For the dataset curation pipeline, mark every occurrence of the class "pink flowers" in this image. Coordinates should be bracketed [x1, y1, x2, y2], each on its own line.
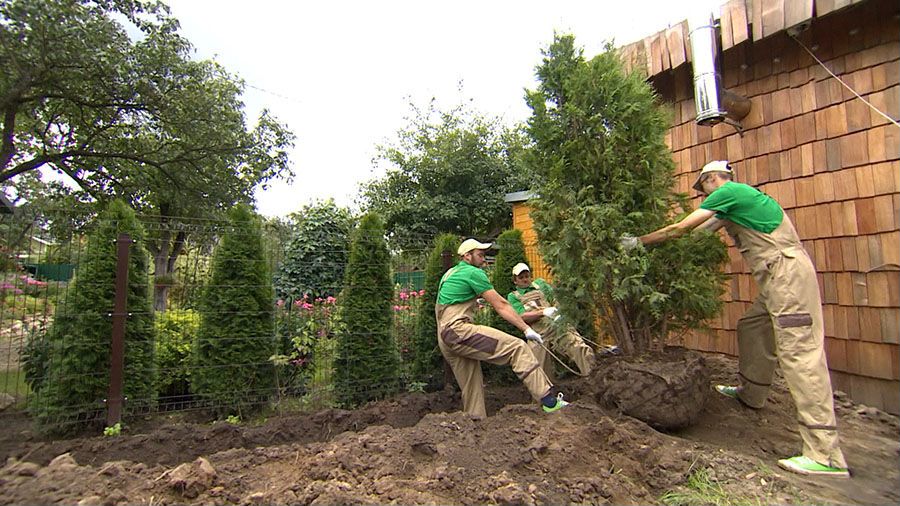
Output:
[21, 275, 47, 287]
[397, 289, 425, 301]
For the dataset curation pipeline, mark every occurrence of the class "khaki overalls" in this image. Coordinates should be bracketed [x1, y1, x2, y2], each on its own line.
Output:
[436, 297, 553, 419]
[725, 214, 847, 468]
[511, 287, 595, 378]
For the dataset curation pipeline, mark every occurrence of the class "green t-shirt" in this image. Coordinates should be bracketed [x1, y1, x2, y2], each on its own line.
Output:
[437, 261, 494, 305]
[507, 278, 554, 314]
[700, 181, 783, 233]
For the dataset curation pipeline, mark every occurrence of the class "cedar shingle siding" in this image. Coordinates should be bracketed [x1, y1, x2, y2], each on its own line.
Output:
[631, 0, 899, 413]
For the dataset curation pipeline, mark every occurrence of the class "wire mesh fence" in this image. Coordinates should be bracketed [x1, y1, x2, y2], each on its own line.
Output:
[0, 208, 445, 432]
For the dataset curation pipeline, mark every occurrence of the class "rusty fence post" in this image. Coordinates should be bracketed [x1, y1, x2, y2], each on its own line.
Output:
[439, 250, 456, 389]
[106, 233, 131, 427]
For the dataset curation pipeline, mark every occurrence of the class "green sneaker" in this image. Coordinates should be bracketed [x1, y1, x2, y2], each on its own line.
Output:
[542, 392, 570, 413]
[714, 384, 740, 399]
[777, 455, 850, 478]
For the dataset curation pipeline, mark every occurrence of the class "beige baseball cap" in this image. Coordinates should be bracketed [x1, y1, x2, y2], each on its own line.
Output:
[512, 262, 531, 276]
[457, 238, 493, 255]
[692, 160, 733, 192]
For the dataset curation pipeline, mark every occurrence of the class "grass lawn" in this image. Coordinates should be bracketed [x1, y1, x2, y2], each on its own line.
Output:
[0, 368, 30, 408]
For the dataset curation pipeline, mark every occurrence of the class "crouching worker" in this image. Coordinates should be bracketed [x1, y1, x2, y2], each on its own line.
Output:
[508, 263, 595, 378]
[436, 239, 570, 419]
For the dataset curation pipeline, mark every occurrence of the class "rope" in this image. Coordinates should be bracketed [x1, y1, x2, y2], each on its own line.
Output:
[536, 341, 584, 377]
[789, 33, 900, 129]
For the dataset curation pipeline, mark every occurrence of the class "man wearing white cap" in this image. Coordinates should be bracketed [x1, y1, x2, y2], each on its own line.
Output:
[436, 238, 569, 419]
[621, 160, 848, 478]
[508, 262, 595, 377]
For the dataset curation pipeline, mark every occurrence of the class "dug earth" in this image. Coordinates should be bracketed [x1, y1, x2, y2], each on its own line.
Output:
[0, 354, 897, 505]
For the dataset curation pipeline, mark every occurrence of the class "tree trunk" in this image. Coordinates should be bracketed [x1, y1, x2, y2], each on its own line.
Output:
[150, 228, 187, 313]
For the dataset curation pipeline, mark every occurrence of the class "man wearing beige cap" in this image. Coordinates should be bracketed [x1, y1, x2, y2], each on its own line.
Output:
[436, 238, 570, 419]
[507, 262, 595, 378]
[621, 160, 849, 478]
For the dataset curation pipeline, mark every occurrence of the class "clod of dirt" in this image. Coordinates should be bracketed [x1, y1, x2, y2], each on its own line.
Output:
[162, 456, 217, 499]
[594, 348, 710, 430]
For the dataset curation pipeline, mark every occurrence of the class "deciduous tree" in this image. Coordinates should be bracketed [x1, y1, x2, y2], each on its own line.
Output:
[1, 0, 294, 311]
[359, 99, 530, 251]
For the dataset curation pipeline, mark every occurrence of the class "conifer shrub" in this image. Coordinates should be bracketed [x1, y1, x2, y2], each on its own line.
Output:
[334, 213, 400, 406]
[28, 200, 156, 432]
[410, 233, 459, 387]
[525, 35, 728, 354]
[191, 205, 276, 416]
[490, 229, 528, 334]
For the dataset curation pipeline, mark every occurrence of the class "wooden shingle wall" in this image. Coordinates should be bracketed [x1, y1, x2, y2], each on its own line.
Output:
[651, 0, 899, 413]
[511, 202, 553, 282]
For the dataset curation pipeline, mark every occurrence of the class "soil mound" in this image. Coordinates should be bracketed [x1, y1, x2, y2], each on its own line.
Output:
[0, 353, 897, 505]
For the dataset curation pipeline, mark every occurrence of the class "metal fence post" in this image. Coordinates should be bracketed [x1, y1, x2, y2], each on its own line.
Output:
[106, 233, 131, 426]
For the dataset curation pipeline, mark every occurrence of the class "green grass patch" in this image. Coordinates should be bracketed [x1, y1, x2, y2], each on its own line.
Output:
[660, 467, 763, 506]
[0, 368, 30, 407]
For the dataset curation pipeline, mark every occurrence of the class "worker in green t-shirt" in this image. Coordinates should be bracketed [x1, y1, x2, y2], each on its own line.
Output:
[507, 263, 595, 378]
[436, 238, 570, 419]
[621, 160, 848, 479]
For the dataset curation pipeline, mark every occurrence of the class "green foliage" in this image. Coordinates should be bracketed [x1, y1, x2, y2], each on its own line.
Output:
[411, 233, 459, 386]
[525, 35, 728, 353]
[28, 201, 156, 432]
[1, 0, 295, 313]
[191, 205, 276, 416]
[359, 98, 531, 251]
[154, 309, 200, 400]
[334, 214, 400, 406]
[103, 422, 122, 437]
[273, 295, 338, 396]
[490, 229, 528, 334]
[275, 200, 354, 300]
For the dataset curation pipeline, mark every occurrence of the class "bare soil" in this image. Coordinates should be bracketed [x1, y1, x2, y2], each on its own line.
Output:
[0, 352, 897, 505]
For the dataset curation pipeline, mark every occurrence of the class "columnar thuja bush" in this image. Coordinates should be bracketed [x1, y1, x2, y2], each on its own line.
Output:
[411, 233, 459, 387]
[28, 200, 156, 432]
[334, 213, 400, 406]
[490, 229, 528, 334]
[191, 204, 276, 416]
[525, 35, 728, 354]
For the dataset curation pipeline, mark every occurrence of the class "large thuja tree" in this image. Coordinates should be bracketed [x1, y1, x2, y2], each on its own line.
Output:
[192, 204, 276, 416]
[27, 200, 155, 432]
[525, 35, 728, 355]
[410, 233, 459, 387]
[334, 213, 400, 406]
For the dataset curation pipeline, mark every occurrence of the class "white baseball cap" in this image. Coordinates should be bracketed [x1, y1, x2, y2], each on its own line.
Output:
[512, 263, 531, 276]
[457, 238, 493, 255]
[692, 160, 733, 192]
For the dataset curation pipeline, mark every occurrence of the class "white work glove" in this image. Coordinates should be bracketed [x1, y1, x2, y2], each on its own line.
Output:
[524, 327, 544, 345]
[619, 234, 641, 251]
[542, 307, 560, 320]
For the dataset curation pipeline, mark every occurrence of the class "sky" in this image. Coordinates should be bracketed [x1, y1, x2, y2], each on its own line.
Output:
[164, 1, 723, 217]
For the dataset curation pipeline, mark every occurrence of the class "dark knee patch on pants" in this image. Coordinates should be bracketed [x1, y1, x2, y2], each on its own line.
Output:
[441, 328, 498, 354]
[776, 313, 813, 328]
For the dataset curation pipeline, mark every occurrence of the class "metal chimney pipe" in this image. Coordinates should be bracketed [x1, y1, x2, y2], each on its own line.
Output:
[688, 11, 727, 126]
